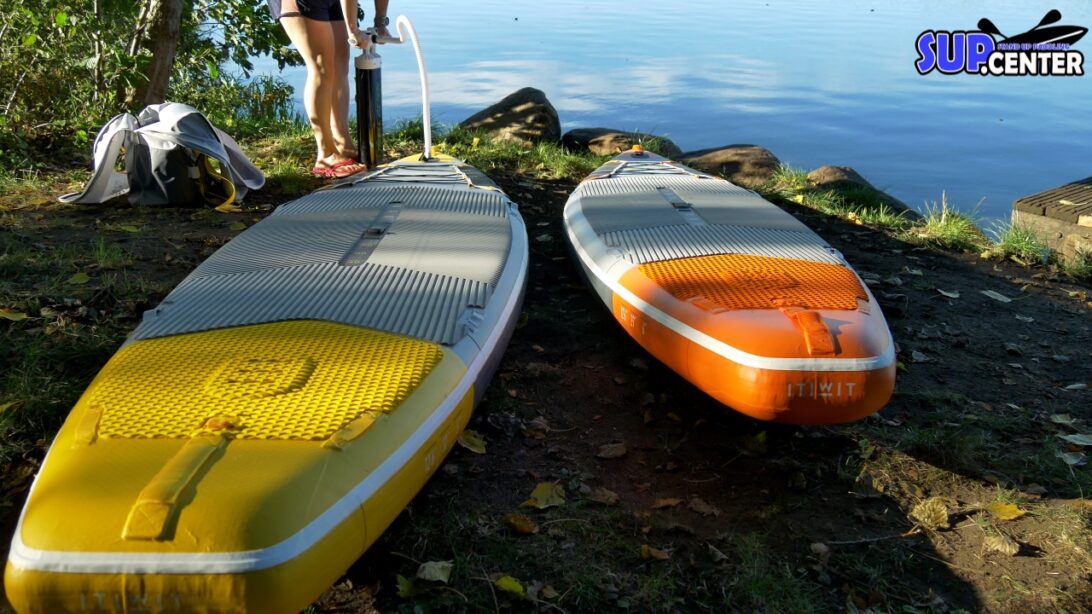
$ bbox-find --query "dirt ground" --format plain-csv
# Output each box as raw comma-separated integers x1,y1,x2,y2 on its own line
1,165,1090,613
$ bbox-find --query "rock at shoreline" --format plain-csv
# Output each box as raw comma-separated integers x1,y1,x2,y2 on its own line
807,165,918,217
679,145,780,188
460,87,560,145
562,128,683,158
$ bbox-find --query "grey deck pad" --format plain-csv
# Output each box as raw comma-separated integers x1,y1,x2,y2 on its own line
571,155,843,266
132,160,517,345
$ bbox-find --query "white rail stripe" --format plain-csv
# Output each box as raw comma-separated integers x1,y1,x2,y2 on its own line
564,203,895,372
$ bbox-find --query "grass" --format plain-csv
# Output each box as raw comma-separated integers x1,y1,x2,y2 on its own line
989,222,1050,265
386,117,609,182
905,193,986,252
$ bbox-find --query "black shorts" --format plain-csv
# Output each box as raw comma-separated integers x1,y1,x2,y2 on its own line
268,0,345,22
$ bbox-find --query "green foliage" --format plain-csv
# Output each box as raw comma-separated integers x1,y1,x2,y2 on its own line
0,0,298,161
991,222,1050,265
1062,248,1092,281
907,193,986,252
169,72,299,136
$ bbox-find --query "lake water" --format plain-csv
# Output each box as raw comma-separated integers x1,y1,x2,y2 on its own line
251,0,1092,224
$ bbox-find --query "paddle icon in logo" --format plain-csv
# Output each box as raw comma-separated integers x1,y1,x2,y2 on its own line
977,10,1087,48
916,10,1086,76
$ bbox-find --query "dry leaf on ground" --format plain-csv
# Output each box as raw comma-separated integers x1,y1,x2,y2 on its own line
457,429,486,454
522,482,565,509
596,442,627,459
984,501,1027,521
688,497,721,517
983,534,1020,556
494,575,525,598
1058,433,1092,446
910,497,950,530
587,487,619,506
0,309,29,321
502,512,539,535
66,272,90,285
980,289,1012,303
416,560,453,583
651,497,683,509
640,544,670,560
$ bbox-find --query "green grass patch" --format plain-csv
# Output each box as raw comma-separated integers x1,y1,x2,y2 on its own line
386,117,608,182
906,192,986,252
991,222,1050,265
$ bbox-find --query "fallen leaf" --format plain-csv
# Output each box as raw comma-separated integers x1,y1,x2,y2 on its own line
502,512,539,535
1015,314,1034,323
228,222,247,231
596,442,627,459
640,544,670,560
117,224,140,233
739,431,767,456
1048,410,1074,426
983,534,1020,556
540,585,559,600
494,575,525,598
0,309,29,321
985,501,1027,521
66,272,90,285
522,482,565,509
980,290,1012,303
416,560,453,583
396,574,418,597
1058,433,1092,447
708,543,730,562
587,487,619,506
910,497,949,530
911,351,930,363
937,289,960,299
1056,450,1087,467
651,497,683,509
0,401,16,415
457,429,486,454
523,416,549,439
688,497,721,517
1064,383,1088,391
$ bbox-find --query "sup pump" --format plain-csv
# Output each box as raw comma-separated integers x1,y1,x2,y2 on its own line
353,15,433,168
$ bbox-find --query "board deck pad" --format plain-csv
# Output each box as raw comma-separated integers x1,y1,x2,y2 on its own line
5,156,529,614
564,149,895,424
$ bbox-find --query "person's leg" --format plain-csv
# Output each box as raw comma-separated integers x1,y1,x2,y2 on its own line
328,22,357,159
280,15,358,168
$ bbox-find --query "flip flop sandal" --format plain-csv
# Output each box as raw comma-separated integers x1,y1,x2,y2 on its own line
327,159,368,178
311,160,368,179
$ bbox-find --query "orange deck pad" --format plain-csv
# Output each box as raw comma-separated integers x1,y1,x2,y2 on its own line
615,255,894,423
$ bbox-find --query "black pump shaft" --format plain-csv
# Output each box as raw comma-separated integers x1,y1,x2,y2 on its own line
355,49,383,169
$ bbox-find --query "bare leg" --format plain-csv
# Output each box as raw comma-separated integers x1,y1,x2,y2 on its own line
329,21,357,158
280,16,358,168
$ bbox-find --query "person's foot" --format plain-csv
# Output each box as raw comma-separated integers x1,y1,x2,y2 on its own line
312,158,367,179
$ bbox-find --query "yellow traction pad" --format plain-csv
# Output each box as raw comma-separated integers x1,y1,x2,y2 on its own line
88,320,443,440
638,253,868,312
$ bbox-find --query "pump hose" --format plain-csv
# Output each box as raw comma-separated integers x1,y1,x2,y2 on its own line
393,16,432,160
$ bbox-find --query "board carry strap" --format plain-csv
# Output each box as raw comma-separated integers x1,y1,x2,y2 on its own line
121,429,232,541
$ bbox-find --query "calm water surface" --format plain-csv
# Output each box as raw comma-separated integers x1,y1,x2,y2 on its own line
253,0,1092,223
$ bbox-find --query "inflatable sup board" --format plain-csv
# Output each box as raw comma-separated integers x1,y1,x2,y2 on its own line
5,155,528,613
563,147,894,424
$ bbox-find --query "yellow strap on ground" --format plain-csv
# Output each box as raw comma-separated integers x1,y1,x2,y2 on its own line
122,431,230,541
